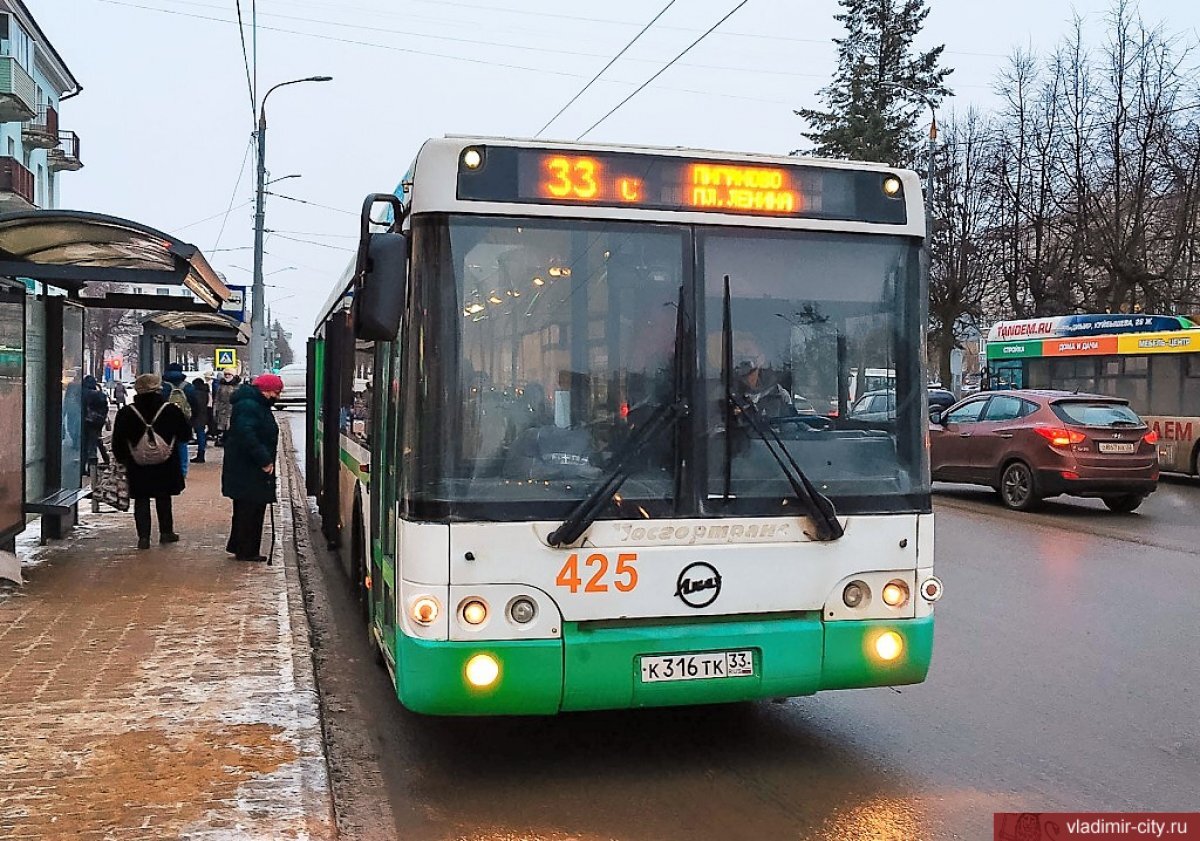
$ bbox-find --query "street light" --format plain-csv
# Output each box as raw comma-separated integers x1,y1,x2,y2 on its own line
878,82,938,235
251,75,332,375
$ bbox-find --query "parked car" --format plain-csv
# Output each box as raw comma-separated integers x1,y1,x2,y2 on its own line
848,389,895,422
276,363,307,408
929,389,1158,512
927,387,957,412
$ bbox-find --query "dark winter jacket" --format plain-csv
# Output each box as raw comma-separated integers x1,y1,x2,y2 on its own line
221,384,279,504
190,380,211,430
112,392,193,498
82,380,109,430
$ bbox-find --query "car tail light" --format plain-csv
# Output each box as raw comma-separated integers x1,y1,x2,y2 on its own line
1143,430,1159,445
1034,427,1086,448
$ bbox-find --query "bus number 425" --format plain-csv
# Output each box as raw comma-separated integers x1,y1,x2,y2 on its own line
555,553,638,594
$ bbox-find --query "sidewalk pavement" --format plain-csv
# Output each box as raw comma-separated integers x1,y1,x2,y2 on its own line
0,425,335,840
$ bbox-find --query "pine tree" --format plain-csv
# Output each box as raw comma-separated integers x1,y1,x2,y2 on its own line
796,0,952,166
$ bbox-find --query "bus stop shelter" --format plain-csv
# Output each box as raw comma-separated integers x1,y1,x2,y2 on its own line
138,311,249,375
0,210,229,549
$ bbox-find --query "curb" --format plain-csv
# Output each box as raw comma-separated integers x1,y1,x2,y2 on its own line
277,421,340,838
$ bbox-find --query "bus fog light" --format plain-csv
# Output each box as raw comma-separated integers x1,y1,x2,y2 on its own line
507,596,537,625
465,654,500,687
842,581,869,608
874,631,903,662
461,598,488,626
882,581,909,607
920,576,943,602
410,596,439,626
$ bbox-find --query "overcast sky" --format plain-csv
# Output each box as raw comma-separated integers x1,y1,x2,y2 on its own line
36,0,1200,346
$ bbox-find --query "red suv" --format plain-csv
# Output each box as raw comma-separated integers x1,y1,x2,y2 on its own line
930,390,1159,512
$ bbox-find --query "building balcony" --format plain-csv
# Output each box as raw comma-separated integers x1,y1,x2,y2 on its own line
22,104,59,148
0,55,36,123
47,131,82,172
0,156,35,210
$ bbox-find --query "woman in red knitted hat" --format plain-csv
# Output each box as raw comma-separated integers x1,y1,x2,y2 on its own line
220,373,283,561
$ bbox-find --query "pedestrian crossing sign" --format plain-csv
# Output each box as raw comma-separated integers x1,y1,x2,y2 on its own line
215,348,237,369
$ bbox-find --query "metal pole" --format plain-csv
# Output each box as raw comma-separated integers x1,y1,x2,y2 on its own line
250,111,267,377
926,106,937,238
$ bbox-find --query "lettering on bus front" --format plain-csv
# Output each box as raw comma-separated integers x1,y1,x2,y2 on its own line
613,522,792,544
1149,420,1195,442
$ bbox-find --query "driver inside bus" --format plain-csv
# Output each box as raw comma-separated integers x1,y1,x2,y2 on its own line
730,334,795,419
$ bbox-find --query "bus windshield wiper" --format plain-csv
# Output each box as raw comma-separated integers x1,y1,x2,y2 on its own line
547,287,689,548
546,399,687,547
721,275,844,542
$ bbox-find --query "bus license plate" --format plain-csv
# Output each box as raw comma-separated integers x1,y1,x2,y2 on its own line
639,650,754,683
1098,442,1135,453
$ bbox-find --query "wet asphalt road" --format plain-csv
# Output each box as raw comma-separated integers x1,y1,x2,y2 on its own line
284,412,1200,840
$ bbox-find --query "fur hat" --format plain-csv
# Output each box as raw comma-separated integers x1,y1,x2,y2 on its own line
134,373,162,394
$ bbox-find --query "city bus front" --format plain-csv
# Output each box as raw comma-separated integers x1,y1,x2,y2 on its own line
379,140,938,714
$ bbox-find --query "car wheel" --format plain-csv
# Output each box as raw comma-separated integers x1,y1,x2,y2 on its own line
1102,494,1145,513
999,461,1040,511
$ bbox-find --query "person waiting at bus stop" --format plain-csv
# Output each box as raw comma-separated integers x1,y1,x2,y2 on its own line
112,373,193,550
221,373,281,562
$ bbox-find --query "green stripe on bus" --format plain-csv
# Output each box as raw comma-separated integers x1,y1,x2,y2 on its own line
390,614,934,715
339,447,369,485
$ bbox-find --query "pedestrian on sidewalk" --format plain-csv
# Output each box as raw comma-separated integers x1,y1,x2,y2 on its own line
222,374,281,562
112,379,127,408
81,374,111,476
190,376,211,463
212,369,241,447
162,363,198,478
112,372,193,550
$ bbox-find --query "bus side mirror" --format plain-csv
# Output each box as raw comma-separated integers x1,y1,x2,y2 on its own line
354,232,407,341
353,193,408,342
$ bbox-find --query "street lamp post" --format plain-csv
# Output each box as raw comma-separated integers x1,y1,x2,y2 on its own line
250,75,331,376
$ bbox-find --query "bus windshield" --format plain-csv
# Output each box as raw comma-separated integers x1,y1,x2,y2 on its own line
400,215,928,521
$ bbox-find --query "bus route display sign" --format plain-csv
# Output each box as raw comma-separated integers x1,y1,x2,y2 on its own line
456,145,909,224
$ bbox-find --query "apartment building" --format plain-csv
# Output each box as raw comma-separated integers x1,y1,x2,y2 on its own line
0,0,80,212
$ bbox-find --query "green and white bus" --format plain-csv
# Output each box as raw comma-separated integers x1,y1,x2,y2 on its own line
307,137,941,715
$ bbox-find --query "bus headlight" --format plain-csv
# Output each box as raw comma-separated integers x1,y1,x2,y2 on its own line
409,596,440,626
460,598,488,626
507,596,537,625
465,653,500,688
881,580,909,608
842,580,869,608
874,631,904,661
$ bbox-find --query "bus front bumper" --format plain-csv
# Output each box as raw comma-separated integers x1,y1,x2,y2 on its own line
394,614,934,716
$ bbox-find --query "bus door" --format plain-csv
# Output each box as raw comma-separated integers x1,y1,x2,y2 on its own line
368,342,400,660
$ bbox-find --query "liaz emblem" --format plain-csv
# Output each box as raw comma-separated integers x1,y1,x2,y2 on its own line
675,562,721,608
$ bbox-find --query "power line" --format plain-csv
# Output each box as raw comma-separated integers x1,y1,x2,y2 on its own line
578,0,752,140
174,198,254,232
233,0,255,119
267,232,355,251
211,134,253,252
535,0,677,138
263,191,358,215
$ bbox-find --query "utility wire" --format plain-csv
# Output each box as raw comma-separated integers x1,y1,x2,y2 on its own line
211,134,254,252
268,232,355,251
175,198,255,232
233,0,255,119
536,0,677,138
577,0,751,140
264,191,357,215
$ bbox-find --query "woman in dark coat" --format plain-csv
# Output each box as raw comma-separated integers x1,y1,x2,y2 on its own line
221,374,281,562
81,374,110,475
112,372,193,550
190,377,211,464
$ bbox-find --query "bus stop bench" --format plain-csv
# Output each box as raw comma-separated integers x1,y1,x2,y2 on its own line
25,487,92,515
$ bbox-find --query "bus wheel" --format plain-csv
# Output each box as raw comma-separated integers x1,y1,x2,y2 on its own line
999,461,1041,511
1102,494,1145,513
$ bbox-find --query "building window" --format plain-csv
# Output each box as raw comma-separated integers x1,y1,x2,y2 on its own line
156,287,171,296
0,14,33,70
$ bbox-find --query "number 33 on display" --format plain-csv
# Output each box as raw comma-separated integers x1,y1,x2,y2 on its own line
555,553,638,594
